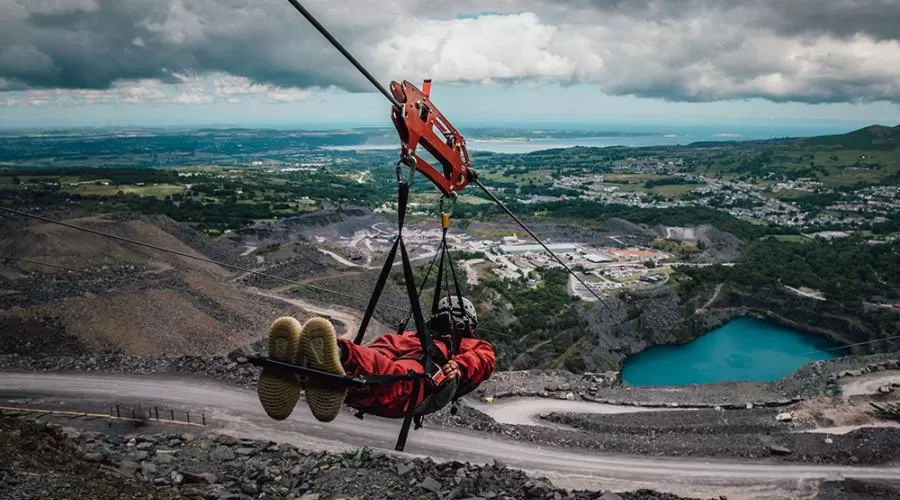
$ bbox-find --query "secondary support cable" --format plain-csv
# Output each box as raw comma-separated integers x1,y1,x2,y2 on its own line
472,178,624,322
1,207,517,339
0,256,84,273
0,207,404,312
800,334,900,357
283,0,401,109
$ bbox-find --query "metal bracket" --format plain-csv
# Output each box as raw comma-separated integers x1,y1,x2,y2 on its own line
390,80,473,197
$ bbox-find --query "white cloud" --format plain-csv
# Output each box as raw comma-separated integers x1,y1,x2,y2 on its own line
375,13,577,84
213,75,269,96
0,74,318,107
373,7,900,103
264,88,313,102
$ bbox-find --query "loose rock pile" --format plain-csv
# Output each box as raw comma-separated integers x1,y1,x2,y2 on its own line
2,414,697,500
0,264,153,308
0,350,262,388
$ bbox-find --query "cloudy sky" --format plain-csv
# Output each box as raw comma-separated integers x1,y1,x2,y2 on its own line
2,0,899,129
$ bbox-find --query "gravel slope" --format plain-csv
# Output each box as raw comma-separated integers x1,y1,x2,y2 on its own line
1,414,697,500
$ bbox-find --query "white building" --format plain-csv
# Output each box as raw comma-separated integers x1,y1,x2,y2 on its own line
583,253,612,263
496,243,577,255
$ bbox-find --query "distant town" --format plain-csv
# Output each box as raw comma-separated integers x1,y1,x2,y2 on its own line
315,223,676,299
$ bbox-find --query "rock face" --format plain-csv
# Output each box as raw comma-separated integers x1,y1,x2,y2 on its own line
579,280,900,372
1,414,695,500
579,287,705,372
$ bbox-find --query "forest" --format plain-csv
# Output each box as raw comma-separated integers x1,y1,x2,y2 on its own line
679,237,900,305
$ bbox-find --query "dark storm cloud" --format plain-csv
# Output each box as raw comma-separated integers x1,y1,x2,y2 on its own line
0,0,382,91
560,0,900,39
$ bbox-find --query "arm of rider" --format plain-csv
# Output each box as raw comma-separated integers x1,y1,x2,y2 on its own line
441,359,460,380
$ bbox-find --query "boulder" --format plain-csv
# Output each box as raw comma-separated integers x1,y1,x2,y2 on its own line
182,471,218,485
395,462,414,476
768,445,792,456
140,461,157,479
420,476,442,494
525,480,553,498
82,452,106,463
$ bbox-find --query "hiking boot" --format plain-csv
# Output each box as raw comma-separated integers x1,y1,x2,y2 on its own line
257,316,302,420
299,317,347,422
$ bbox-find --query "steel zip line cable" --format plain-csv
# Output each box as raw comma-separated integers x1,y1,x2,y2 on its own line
280,0,625,323
1,207,520,338
283,0,401,109
0,255,84,272
472,178,624,322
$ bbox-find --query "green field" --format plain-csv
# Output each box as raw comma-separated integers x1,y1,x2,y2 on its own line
763,234,810,243
63,183,183,198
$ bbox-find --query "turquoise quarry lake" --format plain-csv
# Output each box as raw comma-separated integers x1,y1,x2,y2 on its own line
621,317,845,386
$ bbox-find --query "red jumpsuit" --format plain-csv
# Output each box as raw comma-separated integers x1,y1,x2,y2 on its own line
337,332,495,417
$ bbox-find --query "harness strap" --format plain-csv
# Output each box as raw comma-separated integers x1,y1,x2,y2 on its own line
430,231,447,317
354,237,399,345
399,236,435,373
395,373,422,451
445,243,469,355
354,174,413,345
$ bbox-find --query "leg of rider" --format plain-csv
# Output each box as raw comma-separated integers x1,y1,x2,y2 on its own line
337,338,427,418
257,316,303,421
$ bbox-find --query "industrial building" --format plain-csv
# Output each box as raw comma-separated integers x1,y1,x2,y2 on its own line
496,243,577,255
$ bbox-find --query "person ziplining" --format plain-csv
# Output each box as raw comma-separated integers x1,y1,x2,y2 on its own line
257,296,495,422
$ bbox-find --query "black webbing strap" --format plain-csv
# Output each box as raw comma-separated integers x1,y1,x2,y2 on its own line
396,241,441,334
395,373,422,451
354,177,413,345
430,229,448,316
354,237,400,344
360,372,420,384
399,237,432,365
446,251,467,356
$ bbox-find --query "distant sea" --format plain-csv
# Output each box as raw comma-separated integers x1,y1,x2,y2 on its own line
323,122,865,154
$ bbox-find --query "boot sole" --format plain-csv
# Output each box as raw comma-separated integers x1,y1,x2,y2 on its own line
257,316,302,420
301,317,347,422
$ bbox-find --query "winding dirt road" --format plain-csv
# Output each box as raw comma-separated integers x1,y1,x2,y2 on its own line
249,288,386,343
470,397,674,426
2,373,899,499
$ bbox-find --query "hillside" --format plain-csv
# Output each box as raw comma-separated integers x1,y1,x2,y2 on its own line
0,212,300,356
801,124,900,149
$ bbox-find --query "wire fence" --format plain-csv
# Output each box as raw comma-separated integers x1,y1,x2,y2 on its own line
0,404,207,428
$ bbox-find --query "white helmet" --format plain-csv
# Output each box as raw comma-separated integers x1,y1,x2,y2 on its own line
435,296,477,326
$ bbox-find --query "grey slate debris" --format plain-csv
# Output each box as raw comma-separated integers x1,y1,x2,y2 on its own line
2,413,706,500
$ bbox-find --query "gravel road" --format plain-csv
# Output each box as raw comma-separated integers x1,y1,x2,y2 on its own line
3,372,900,500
